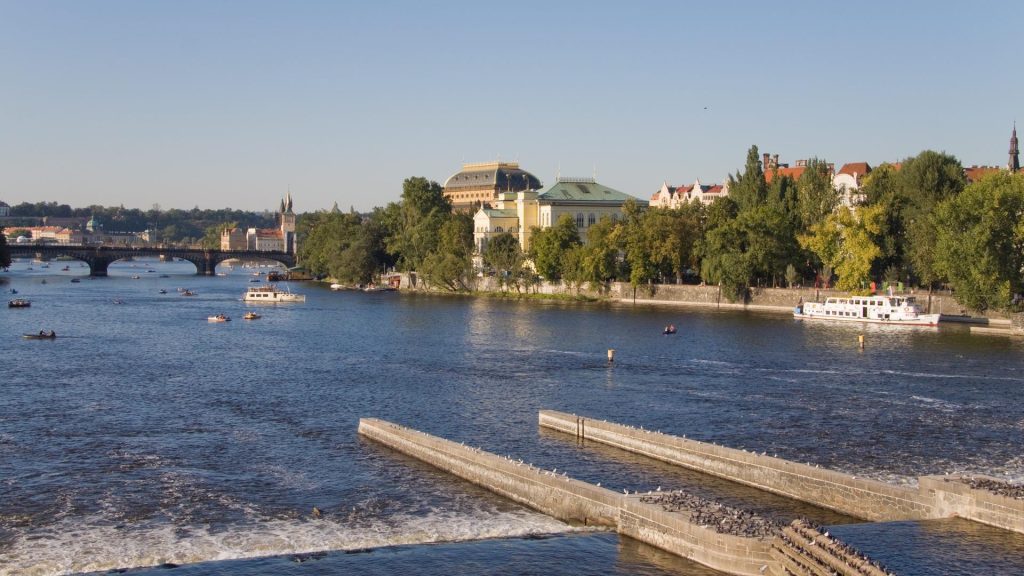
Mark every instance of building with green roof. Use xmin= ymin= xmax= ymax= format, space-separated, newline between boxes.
xmin=473 ymin=176 xmax=646 ymax=255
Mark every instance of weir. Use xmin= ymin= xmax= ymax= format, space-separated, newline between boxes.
xmin=539 ymin=410 xmax=1024 ymax=535
xmin=359 ymin=415 xmax=1024 ymax=574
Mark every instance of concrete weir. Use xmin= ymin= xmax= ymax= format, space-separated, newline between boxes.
xmin=539 ymin=410 xmax=1024 ymax=534
xmin=359 ymin=416 xmax=1024 ymax=575
xmin=358 ymin=418 xmax=776 ymax=575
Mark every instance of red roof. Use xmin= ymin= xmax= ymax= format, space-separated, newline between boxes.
xmin=764 ymin=166 xmax=805 ymax=183
xmin=964 ymin=165 xmax=1000 ymax=183
xmin=837 ymin=162 xmax=871 ymax=177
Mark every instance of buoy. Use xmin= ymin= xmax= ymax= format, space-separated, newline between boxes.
xmin=858 ymin=334 xmax=865 ymax=349
xmin=607 ymin=349 xmax=615 ymax=363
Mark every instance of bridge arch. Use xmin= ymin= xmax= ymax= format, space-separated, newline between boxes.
xmin=5 ymin=245 xmax=296 ymax=276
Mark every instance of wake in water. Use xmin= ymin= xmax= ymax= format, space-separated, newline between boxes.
xmin=0 ymin=509 xmax=581 ymax=576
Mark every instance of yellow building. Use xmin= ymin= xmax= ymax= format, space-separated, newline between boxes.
xmin=443 ymin=161 xmax=542 ymax=212
xmin=474 ymin=177 xmax=646 ymax=255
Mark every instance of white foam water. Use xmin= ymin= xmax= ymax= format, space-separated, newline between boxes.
xmin=0 ymin=510 xmax=580 ymax=576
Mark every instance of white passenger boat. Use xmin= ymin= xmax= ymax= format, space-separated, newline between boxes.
xmin=794 ymin=295 xmax=940 ymax=326
xmin=243 ymin=284 xmax=306 ymax=303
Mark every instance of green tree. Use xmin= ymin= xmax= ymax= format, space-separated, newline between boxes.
xmin=727 ymin=145 xmax=767 ymax=211
xmin=931 ymin=172 xmax=1024 ymax=312
xmin=616 ymin=199 xmax=657 ymax=287
xmin=528 ymin=214 xmax=581 ymax=281
xmin=798 ymin=204 xmax=884 ymax=292
xmin=796 ymin=158 xmax=839 ymax=230
xmin=384 ymin=177 xmax=451 ymax=271
xmin=0 ymin=227 xmax=11 ymax=269
xmin=482 ymin=232 xmax=524 ymax=292
xmin=421 ymin=213 xmax=475 ymax=291
xmin=201 ymin=222 xmax=237 ymax=249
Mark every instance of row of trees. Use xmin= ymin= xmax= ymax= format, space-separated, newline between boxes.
xmin=3 ymin=202 xmax=276 ymax=246
xmin=7 ymin=146 xmax=1023 ymax=312
xmin=295 ymin=147 xmax=1024 ymax=313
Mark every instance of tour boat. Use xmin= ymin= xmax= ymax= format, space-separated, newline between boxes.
xmin=8 ymin=299 xmax=31 ymax=308
xmin=207 ymin=314 xmax=231 ymax=322
xmin=793 ymin=295 xmax=940 ymax=326
xmin=243 ymin=284 xmax=306 ymax=303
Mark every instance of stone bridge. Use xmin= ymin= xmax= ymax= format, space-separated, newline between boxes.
xmin=6 ymin=244 xmax=296 ymax=276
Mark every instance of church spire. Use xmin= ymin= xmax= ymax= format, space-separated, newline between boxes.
xmin=1009 ymin=123 xmax=1020 ymax=173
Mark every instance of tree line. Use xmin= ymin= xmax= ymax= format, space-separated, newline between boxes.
xmin=5 ymin=146 xmax=1024 ymax=312
xmin=294 ymin=147 xmax=1024 ymax=313
xmin=2 ymin=202 xmax=276 ymax=247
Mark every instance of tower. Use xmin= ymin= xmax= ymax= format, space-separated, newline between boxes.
xmin=279 ymin=191 xmax=296 ymax=254
xmin=1009 ymin=123 xmax=1020 ymax=173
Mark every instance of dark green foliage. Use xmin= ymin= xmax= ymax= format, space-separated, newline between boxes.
xmin=0 ymin=227 xmax=10 ymax=269
xmin=482 ymin=232 xmax=525 ymax=291
xmin=528 ymin=214 xmax=581 ymax=281
xmin=420 ymin=212 xmax=475 ymax=291
xmin=931 ymin=172 xmax=1024 ymax=312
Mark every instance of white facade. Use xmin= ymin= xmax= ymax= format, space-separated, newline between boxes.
xmin=650 ymin=179 xmax=728 ymax=209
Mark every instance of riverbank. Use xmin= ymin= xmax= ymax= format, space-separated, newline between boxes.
xmin=330 ymin=273 xmax=1009 ymax=326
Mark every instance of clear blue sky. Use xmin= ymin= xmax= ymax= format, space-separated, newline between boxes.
xmin=2 ymin=1 xmax=1021 ymax=213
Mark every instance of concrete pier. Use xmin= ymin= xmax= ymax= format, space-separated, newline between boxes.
xmin=359 ymin=416 xmax=1023 ymax=575
xmin=539 ymin=410 xmax=1024 ymax=534
xmin=358 ymin=418 xmax=779 ymax=575
xmin=358 ymin=418 xmax=620 ymax=527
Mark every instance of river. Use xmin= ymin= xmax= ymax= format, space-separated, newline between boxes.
xmin=2 ymin=257 xmax=1023 ymax=575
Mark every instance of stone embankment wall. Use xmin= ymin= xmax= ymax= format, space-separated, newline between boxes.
xmin=357 ymin=418 xmax=620 ymax=527
xmin=391 ymin=272 xmax=986 ymax=319
xmin=619 ymin=496 xmax=775 ymax=575
xmin=539 ymin=410 xmax=936 ymax=522
xmin=358 ymin=418 xmax=779 ymax=576
xmin=920 ymin=474 xmax=1024 ymax=533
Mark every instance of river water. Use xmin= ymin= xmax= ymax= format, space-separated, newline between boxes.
xmin=2 ymin=258 xmax=1023 ymax=575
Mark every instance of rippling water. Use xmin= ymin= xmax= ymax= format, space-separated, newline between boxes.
xmin=2 ymin=258 xmax=1023 ymax=575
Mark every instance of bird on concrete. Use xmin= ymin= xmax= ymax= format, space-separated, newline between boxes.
xmin=311 ymin=506 xmax=322 ymax=519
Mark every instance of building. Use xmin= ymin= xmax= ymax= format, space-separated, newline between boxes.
xmin=649 ymin=179 xmax=727 ymax=209
xmin=832 ymin=162 xmax=871 ymax=207
xmin=220 ymin=191 xmax=297 ymax=254
xmin=473 ymin=176 xmax=646 ymax=254
xmin=964 ymin=165 xmax=1001 ymax=184
xmin=220 ymin=227 xmax=247 ymax=250
xmin=0 ymin=201 xmax=9 ymax=217
xmin=443 ymin=162 xmax=542 ymax=212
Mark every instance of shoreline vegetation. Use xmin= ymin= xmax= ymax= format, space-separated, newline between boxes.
xmin=7 ymin=150 xmax=1024 ymax=325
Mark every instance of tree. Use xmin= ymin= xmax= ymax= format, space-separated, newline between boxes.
xmin=615 ymin=200 xmax=657 ymax=287
xmin=384 ymin=177 xmax=451 ymax=271
xmin=482 ymin=232 xmax=524 ymax=292
xmin=421 ymin=213 xmax=475 ymax=291
xmin=931 ymin=172 xmax=1024 ymax=312
xmin=0 ymin=227 xmax=11 ymax=269
xmin=796 ymin=158 xmax=839 ymax=230
xmin=201 ymin=222 xmax=237 ymax=249
xmin=727 ymin=145 xmax=767 ymax=211
xmin=528 ymin=214 xmax=581 ymax=281
xmin=798 ymin=204 xmax=885 ymax=292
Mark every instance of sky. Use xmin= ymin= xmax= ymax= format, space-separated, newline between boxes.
xmin=2 ymin=1 xmax=1023 ymax=213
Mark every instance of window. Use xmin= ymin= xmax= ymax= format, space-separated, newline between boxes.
xmin=588 ymin=213 xmax=596 ymax=226
xmin=495 ymin=226 xmax=503 ymax=233
xmin=576 ymin=213 xmax=584 ymax=227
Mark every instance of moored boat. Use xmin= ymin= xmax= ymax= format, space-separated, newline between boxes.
xmin=794 ymin=295 xmax=940 ymax=326
xmin=8 ymin=299 xmax=31 ymax=308
xmin=243 ymin=284 xmax=305 ymax=303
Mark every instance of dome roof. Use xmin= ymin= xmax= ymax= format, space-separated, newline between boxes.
xmin=443 ymin=162 xmax=541 ymax=192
